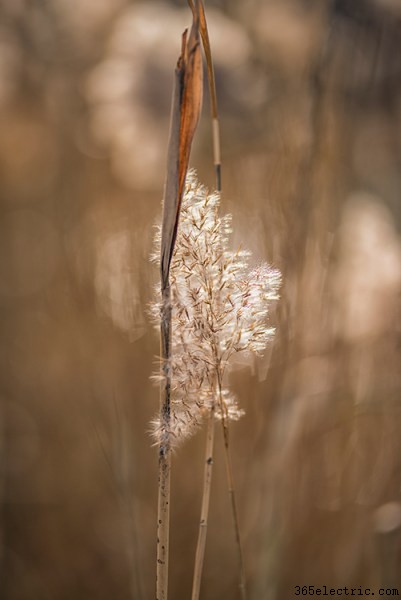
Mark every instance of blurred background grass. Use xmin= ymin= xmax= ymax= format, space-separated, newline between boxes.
xmin=1 ymin=0 xmax=401 ymax=598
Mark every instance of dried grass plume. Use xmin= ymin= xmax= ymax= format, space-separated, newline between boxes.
xmin=150 ymin=171 xmax=281 ymax=445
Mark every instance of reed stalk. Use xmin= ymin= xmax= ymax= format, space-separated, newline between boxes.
xmin=192 ymin=370 xmax=247 ymax=600
xmin=151 ymin=174 xmax=281 ymax=599
xmin=156 ymin=285 xmax=172 ymax=600
xmin=188 ymin=4 xmax=247 ymax=594
xmin=217 ymin=377 xmax=247 ymax=600
xmin=191 ymin=400 xmax=216 ymax=600
xmin=155 ymin=2 xmax=202 ymax=595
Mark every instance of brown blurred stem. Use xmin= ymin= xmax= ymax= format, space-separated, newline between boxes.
xmin=217 ymin=373 xmax=247 ymax=600
xmin=193 ymin=10 xmax=248 ymax=594
xmin=191 ymin=400 xmax=216 ymax=600
xmin=192 ymin=322 xmax=247 ymax=600
xmin=187 ymin=3 xmax=247 ymax=592
xmin=192 ymin=376 xmax=247 ymax=600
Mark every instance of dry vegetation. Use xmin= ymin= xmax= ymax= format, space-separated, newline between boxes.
xmin=1 ymin=1 xmax=401 ymax=599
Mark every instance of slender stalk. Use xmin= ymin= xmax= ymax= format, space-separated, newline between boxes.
xmin=217 ymin=377 xmax=247 ymax=600
xmin=188 ymin=0 xmax=221 ymax=191
xmin=191 ymin=204 xmax=247 ymax=599
xmin=156 ymin=446 xmax=171 ymax=600
xmin=192 ymin=402 xmax=216 ymax=600
xmin=198 ymin=0 xmax=221 ymax=192
xmin=191 ymin=258 xmax=220 ymax=600
xmin=157 ymin=284 xmax=172 ymax=600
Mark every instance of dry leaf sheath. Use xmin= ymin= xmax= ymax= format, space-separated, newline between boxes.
xmin=151 ymin=172 xmax=281 ymax=596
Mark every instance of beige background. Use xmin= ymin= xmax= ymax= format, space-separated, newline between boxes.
xmin=1 ymin=1 xmax=401 ymax=598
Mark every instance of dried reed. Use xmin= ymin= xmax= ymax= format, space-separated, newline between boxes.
xmin=155 ymin=2 xmax=202 ymax=595
xmin=151 ymin=172 xmax=281 ymax=598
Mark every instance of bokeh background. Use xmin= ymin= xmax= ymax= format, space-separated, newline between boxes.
xmin=1 ymin=0 xmax=401 ymax=598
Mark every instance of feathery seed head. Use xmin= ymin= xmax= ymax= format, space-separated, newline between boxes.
xmin=150 ymin=171 xmax=281 ymax=446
